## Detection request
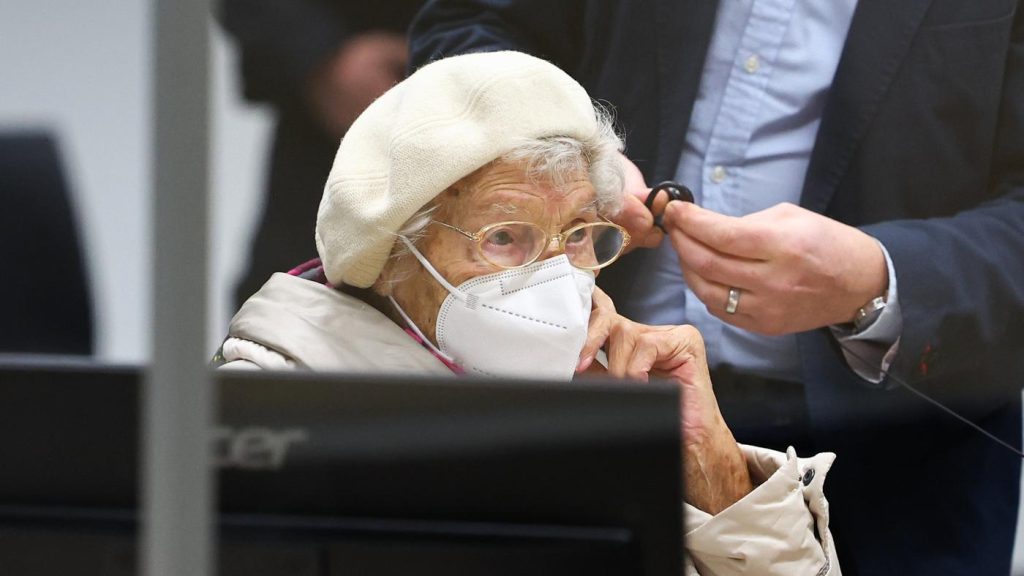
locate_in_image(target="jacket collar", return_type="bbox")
[229,273,453,375]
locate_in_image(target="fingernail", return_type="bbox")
[577,354,594,372]
[666,201,685,215]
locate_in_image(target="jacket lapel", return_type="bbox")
[653,0,720,181]
[800,0,934,214]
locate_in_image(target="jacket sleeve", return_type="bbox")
[220,337,297,370]
[218,0,351,107]
[684,446,840,576]
[860,5,1024,407]
[408,0,584,71]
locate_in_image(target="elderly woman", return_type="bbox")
[219,51,839,576]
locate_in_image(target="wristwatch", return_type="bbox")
[852,296,887,332]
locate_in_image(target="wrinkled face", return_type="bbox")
[385,159,599,344]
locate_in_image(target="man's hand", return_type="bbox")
[579,312,753,514]
[663,201,888,335]
[307,32,408,139]
[610,154,664,252]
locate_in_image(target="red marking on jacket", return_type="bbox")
[918,344,933,376]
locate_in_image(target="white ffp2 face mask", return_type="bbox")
[394,237,595,380]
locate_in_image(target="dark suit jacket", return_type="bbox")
[410,1,1024,574]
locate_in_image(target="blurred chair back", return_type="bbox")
[0,131,93,354]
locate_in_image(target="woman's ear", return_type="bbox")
[371,276,393,297]
[373,245,419,298]
[372,260,399,297]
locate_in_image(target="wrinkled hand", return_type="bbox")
[307,32,408,138]
[577,286,618,373]
[663,201,888,335]
[609,153,664,252]
[577,306,752,514]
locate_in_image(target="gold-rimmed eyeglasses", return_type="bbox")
[431,217,631,270]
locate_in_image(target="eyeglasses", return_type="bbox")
[431,217,631,270]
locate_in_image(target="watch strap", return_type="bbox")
[853,296,887,331]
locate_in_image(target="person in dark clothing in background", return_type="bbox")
[219,0,424,307]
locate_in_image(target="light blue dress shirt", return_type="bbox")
[622,0,901,382]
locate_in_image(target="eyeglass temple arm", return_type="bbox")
[431,220,478,240]
[595,214,632,247]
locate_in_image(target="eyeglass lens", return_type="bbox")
[478,222,624,269]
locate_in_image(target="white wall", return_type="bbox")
[0,0,152,361]
[0,0,269,361]
[1,2,1021,572]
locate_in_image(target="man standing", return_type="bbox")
[409,1,1024,574]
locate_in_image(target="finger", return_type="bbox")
[683,269,798,335]
[665,325,710,380]
[634,227,665,251]
[592,285,616,314]
[664,202,774,260]
[628,325,705,382]
[613,194,664,251]
[644,187,674,219]
[623,334,658,382]
[613,153,667,251]
[579,360,609,377]
[578,288,617,372]
[633,227,665,250]
[706,303,768,334]
[605,319,640,379]
[696,285,774,334]
[667,227,766,289]
[681,269,757,324]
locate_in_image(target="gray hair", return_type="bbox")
[501,101,625,215]
[376,101,624,290]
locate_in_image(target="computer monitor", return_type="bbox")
[0,357,684,575]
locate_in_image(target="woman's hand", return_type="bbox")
[577,286,617,373]
[581,311,754,514]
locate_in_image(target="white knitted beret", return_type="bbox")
[314,50,600,288]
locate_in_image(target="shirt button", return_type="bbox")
[710,165,727,183]
[744,54,761,74]
[802,468,815,486]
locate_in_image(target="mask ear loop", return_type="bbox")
[397,235,479,309]
[387,236,464,363]
[387,294,456,364]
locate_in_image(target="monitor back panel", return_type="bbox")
[0,361,683,575]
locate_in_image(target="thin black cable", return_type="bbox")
[837,341,1024,459]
